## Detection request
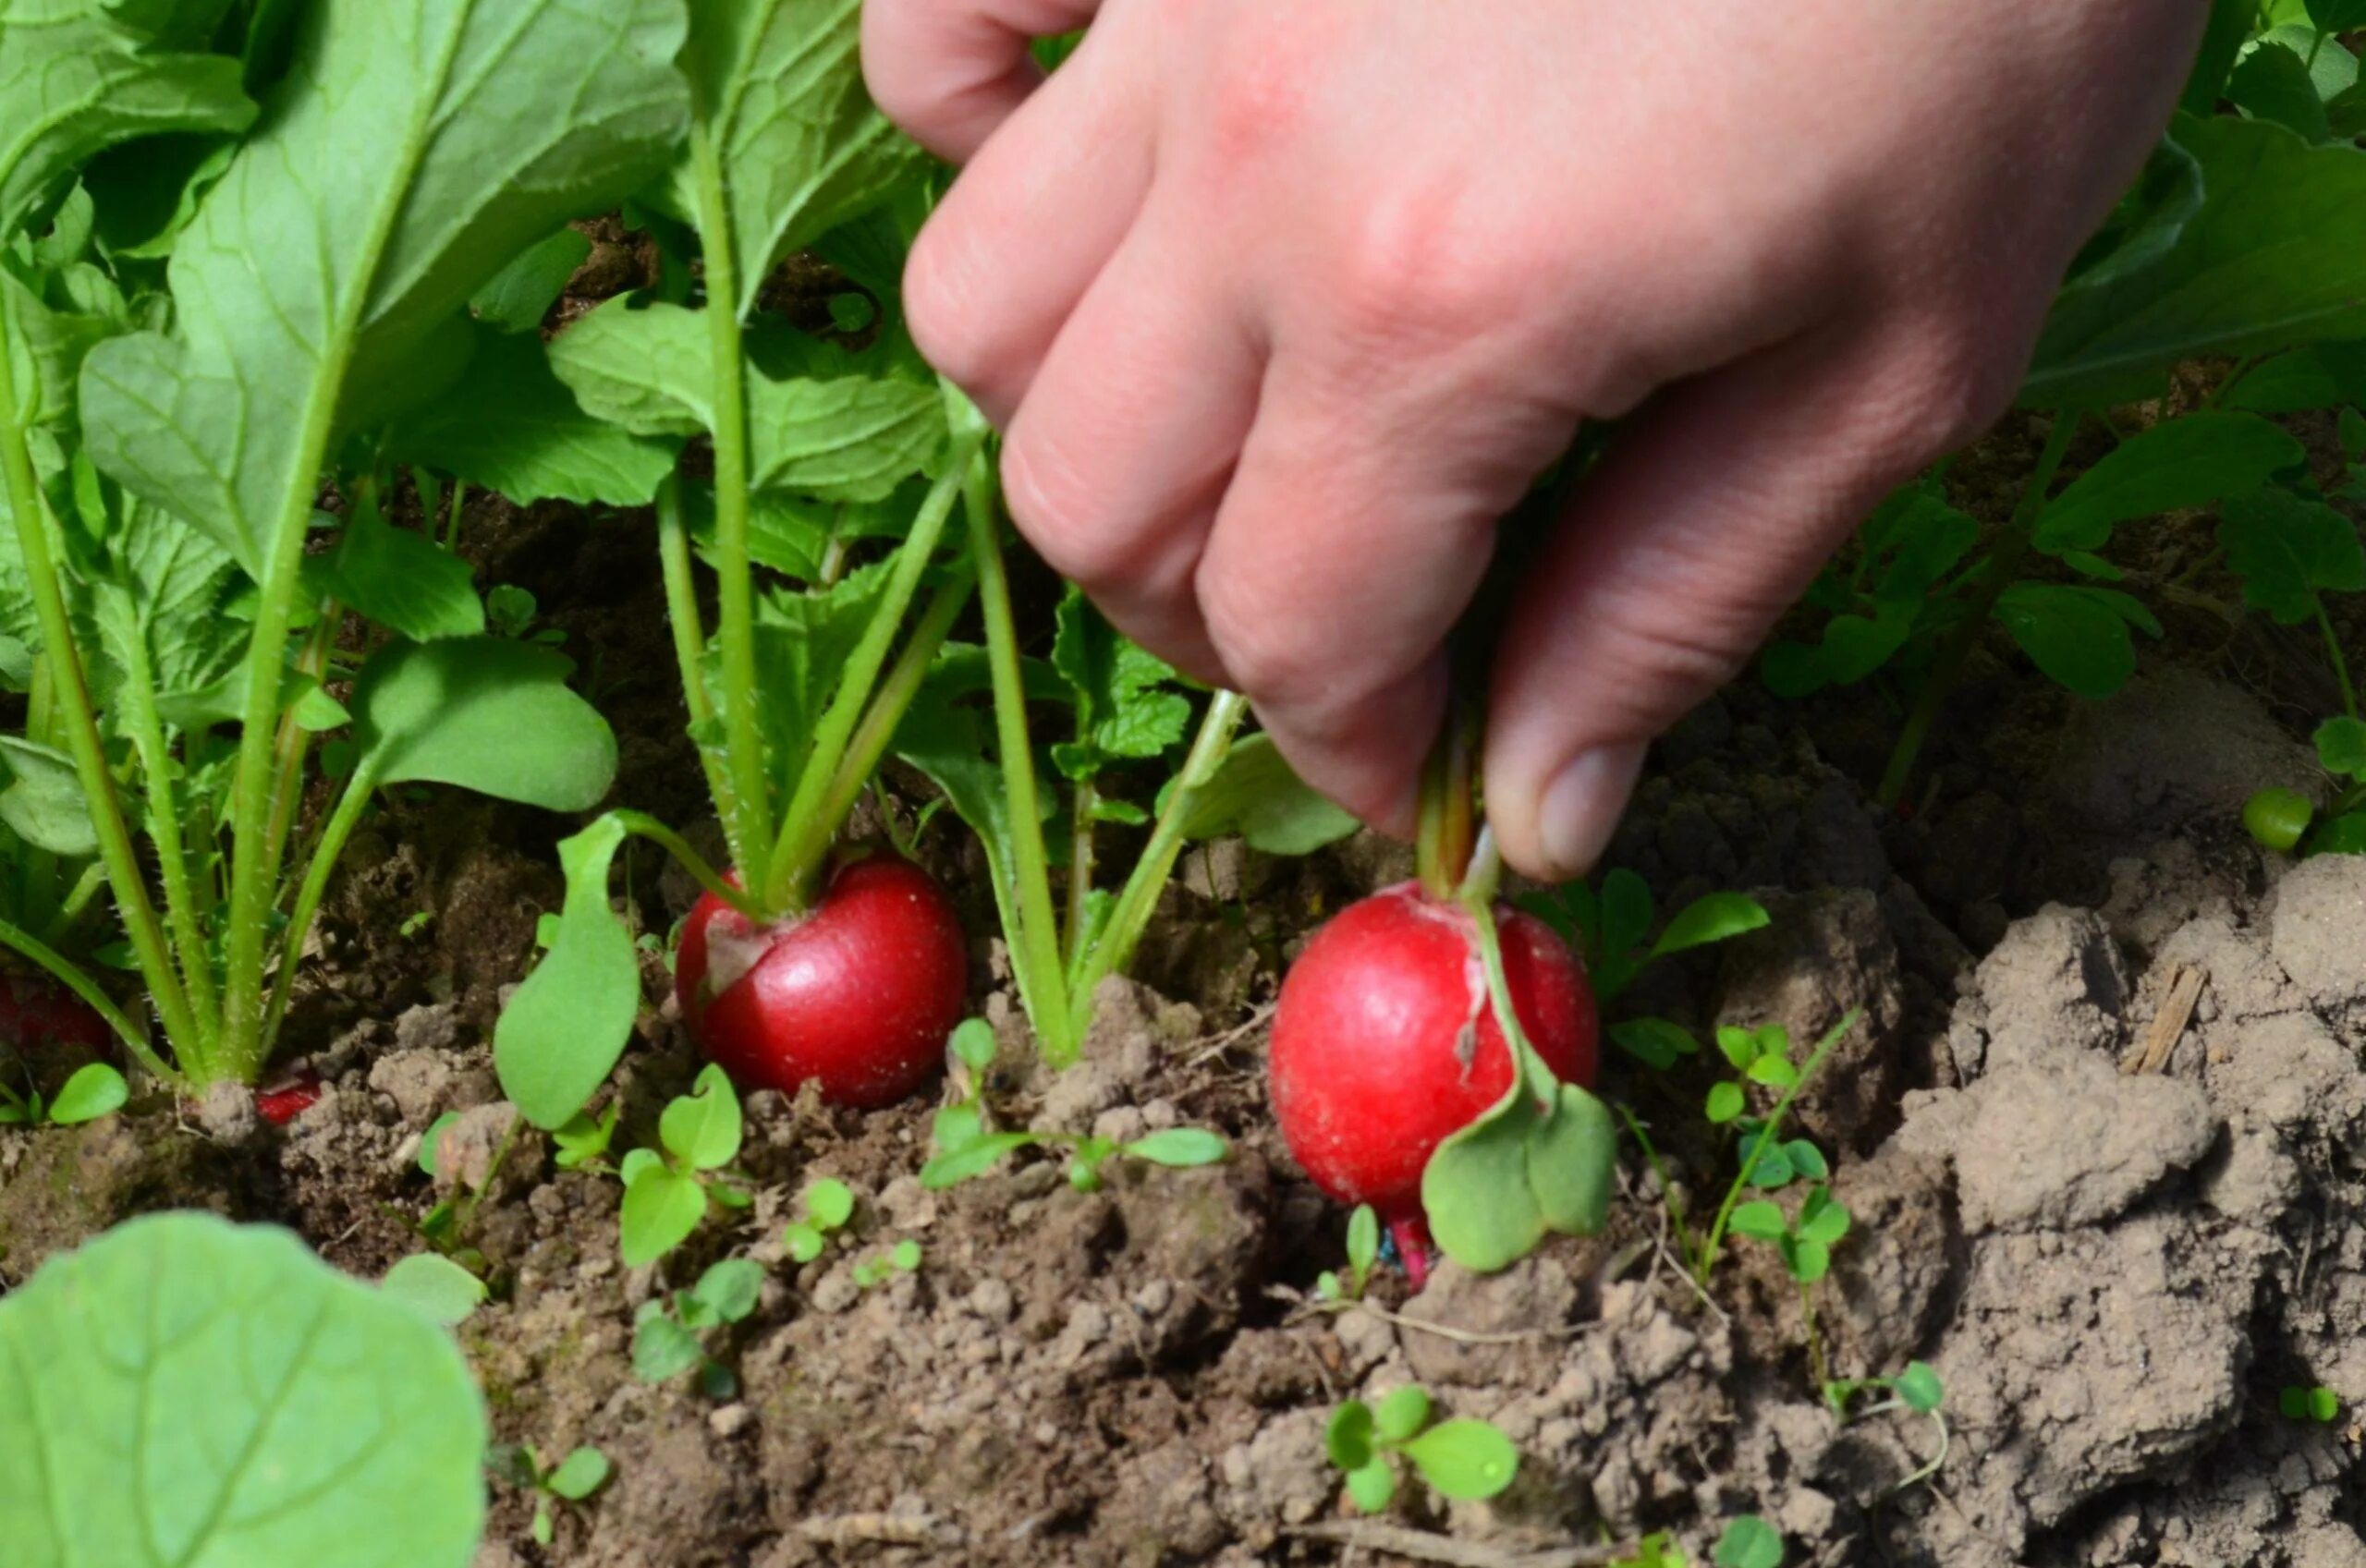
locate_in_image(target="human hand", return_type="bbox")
[862,0,2208,879]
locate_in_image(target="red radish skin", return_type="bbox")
[256,1069,323,1126]
[677,856,968,1110]
[1268,882,1599,1283]
[0,971,110,1055]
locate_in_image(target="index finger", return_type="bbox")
[862,0,1104,162]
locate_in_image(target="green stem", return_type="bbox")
[2317,596,2358,719]
[19,652,53,922]
[761,418,989,913]
[442,477,469,553]
[1415,699,1478,901]
[1693,1009,1860,1289]
[655,474,740,830]
[965,453,1075,1064]
[1876,412,2081,808]
[0,911,176,1088]
[260,761,380,1053]
[612,809,765,922]
[110,585,220,1029]
[688,123,774,892]
[0,286,198,1063]
[1066,691,1249,1037]
[42,861,107,950]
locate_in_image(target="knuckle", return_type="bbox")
[1323,191,1538,359]
[1870,314,2026,457]
[900,222,992,390]
[998,431,1130,586]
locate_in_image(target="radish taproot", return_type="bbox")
[1268,882,1598,1280]
[677,855,967,1109]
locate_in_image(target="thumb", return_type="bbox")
[1484,330,2000,881]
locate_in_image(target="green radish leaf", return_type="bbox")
[2028,115,2366,406]
[919,1131,1034,1190]
[744,559,896,794]
[470,227,593,334]
[691,1258,762,1321]
[2228,41,2332,140]
[2222,340,2366,414]
[544,1446,611,1501]
[381,1253,488,1327]
[2310,1385,2341,1422]
[630,1309,705,1383]
[2308,811,2366,856]
[1526,1083,1616,1236]
[0,0,255,238]
[1123,1128,1229,1167]
[1049,587,1191,781]
[318,506,483,642]
[1994,582,2161,699]
[1714,1514,1787,1568]
[81,0,689,582]
[43,1063,126,1125]
[1422,1080,1548,1273]
[2219,489,2366,625]
[1172,732,1359,856]
[1598,869,1653,963]
[931,1101,984,1156]
[0,1213,484,1567]
[2317,716,2366,778]
[1396,1419,1519,1501]
[666,0,926,316]
[1325,1401,1376,1471]
[619,1164,707,1268]
[1647,892,1770,960]
[1896,1362,1945,1415]
[660,1064,743,1171]
[1373,1386,1432,1444]
[2031,413,2301,553]
[386,328,678,506]
[805,1177,855,1230]
[617,1146,662,1188]
[1727,1200,1788,1242]
[0,269,115,439]
[351,636,617,810]
[495,814,640,1129]
[0,735,95,856]
[784,1222,825,1263]
[1608,1017,1698,1071]
[1705,1081,1746,1124]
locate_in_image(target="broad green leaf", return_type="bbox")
[351,636,616,810]
[2228,41,2331,140]
[2218,489,2366,624]
[630,1309,705,1382]
[381,1252,488,1327]
[918,1130,1033,1190]
[0,734,93,855]
[81,0,689,580]
[86,497,243,703]
[1896,1362,1945,1415]
[2316,715,2366,776]
[495,814,640,1129]
[691,1257,762,1320]
[660,1063,743,1171]
[470,227,593,334]
[1325,1401,1375,1471]
[545,1446,611,1501]
[2222,341,2366,413]
[0,0,255,237]
[1527,1083,1616,1235]
[1422,1079,1548,1273]
[1049,587,1191,779]
[0,1212,484,1567]
[619,1163,708,1267]
[0,267,113,433]
[550,299,942,500]
[1397,1420,1519,1501]
[1373,1386,1431,1444]
[1648,893,1770,960]
[671,0,927,316]
[386,329,677,506]
[1174,732,1360,856]
[1124,1127,1229,1167]
[2027,116,2366,406]
[43,1062,125,1124]
[1994,582,2161,699]
[1715,1515,1787,1568]
[318,507,483,642]
[2031,413,2300,554]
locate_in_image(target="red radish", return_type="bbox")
[677,855,967,1109]
[1268,882,1598,1283]
[256,1067,323,1125]
[0,970,111,1055]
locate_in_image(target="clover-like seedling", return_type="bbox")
[617,1065,750,1268]
[1706,1025,1799,1125]
[0,1062,127,1128]
[398,909,434,940]
[1686,1010,1859,1290]
[1314,1204,1380,1304]
[783,1177,857,1264]
[1824,1360,1948,1492]
[2282,1384,2341,1423]
[489,1441,611,1547]
[850,1238,922,1289]
[1714,1514,1786,1568]
[552,1102,620,1173]
[1729,1186,1852,1285]
[633,1257,762,1398]
[1325,1386,1519,1514]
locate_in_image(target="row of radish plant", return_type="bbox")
[4,1,2366,1564]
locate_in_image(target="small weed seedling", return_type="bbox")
[2282,1384,2342,1423]
[1823,1361,1949,1493]
[1518,869,1769,1070]
[0,1061,125,1126]
[634,1258,762,1398]
[783,1178,857,1263]
[381,1253,489,1328]
[1312,1204,1381,1304]
[409,1107,523,1270]
[1714,1514,1787,1568]
[1325,1386,1519,1513]
[553,1102,622,1173]
[850,1238,923,1289]
[488,1442,611,1547]
[1609,1534,1689,1568]
[921,1018,1230,1191]
[485,584,566,646]
[1729,1186,1853,1387]
[618,1066,750,1268]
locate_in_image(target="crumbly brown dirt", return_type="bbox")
[9,442,2366,1566]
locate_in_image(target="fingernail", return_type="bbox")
[1538,742,1647,879]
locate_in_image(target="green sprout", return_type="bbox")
[2281,1383,2342,1423]
[1325,1386,1519,1514]
[1714,1514,1786,1568]
[1825,1361,1949,1493]
[488,1442,611,1547]
[1729,1185,1853,1387]
[850,1238,922,1289]
[0,1061,126,1126]
[783,1177,857,1264]
[617,1064,750,1268]
[633,1257,762,1399]
[1313,1204,1380,1304]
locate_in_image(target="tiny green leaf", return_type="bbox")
[1715,1026,1760,1073]
[1648,893,1771,960]
[1374,1386,1432,1444]
[1727,1201,1789,1242]
[543,1445,611,1502]
[630,1311,705,1384]
[1896,1362,1945,1415]
[1346,1204,1380,1283]
[1785,1140,1829,1181]
[783,1222,825,1264]
[1781,1235,1832,1284]
[661,1065,744,1172]
[2244,786,2315,852]
[919,1131,1034,1190]
[1706,1082,1747,1124]
[1346,1457,1397,1513]
[950,1016,997,1073]
[1746,1055,1799,1089]
[1714,1515,1787,1568]
[1124,1127,1229,1167]
[891,1239,921,1271]
[2311,1385,2341,1423]
[420,1111,462,1176]
[382,1253,489,1328]
[44,1063,127,1125]
[1326,1401,1376,1472]
[692,1258,763,1322]
[2317,716,2366,779]
[619,1165,707,1269]
[1397,1418,1519,1501]
[806,1178,856,1231]
[495,818,639,1130]
[1609,1017,1699,1071]
[932,1102,984,1157]
[1797,1189,1853,1246]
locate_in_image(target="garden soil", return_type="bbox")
[8,412,2366,1566]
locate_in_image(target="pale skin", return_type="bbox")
[861,0,2212,880]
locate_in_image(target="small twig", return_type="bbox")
[794,1513,963,1548]
[1282,1521,1628,1567]
[1369,1304,1603,1346]
[2123,964,2205,1076]
[1186,1003,1277,1068]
